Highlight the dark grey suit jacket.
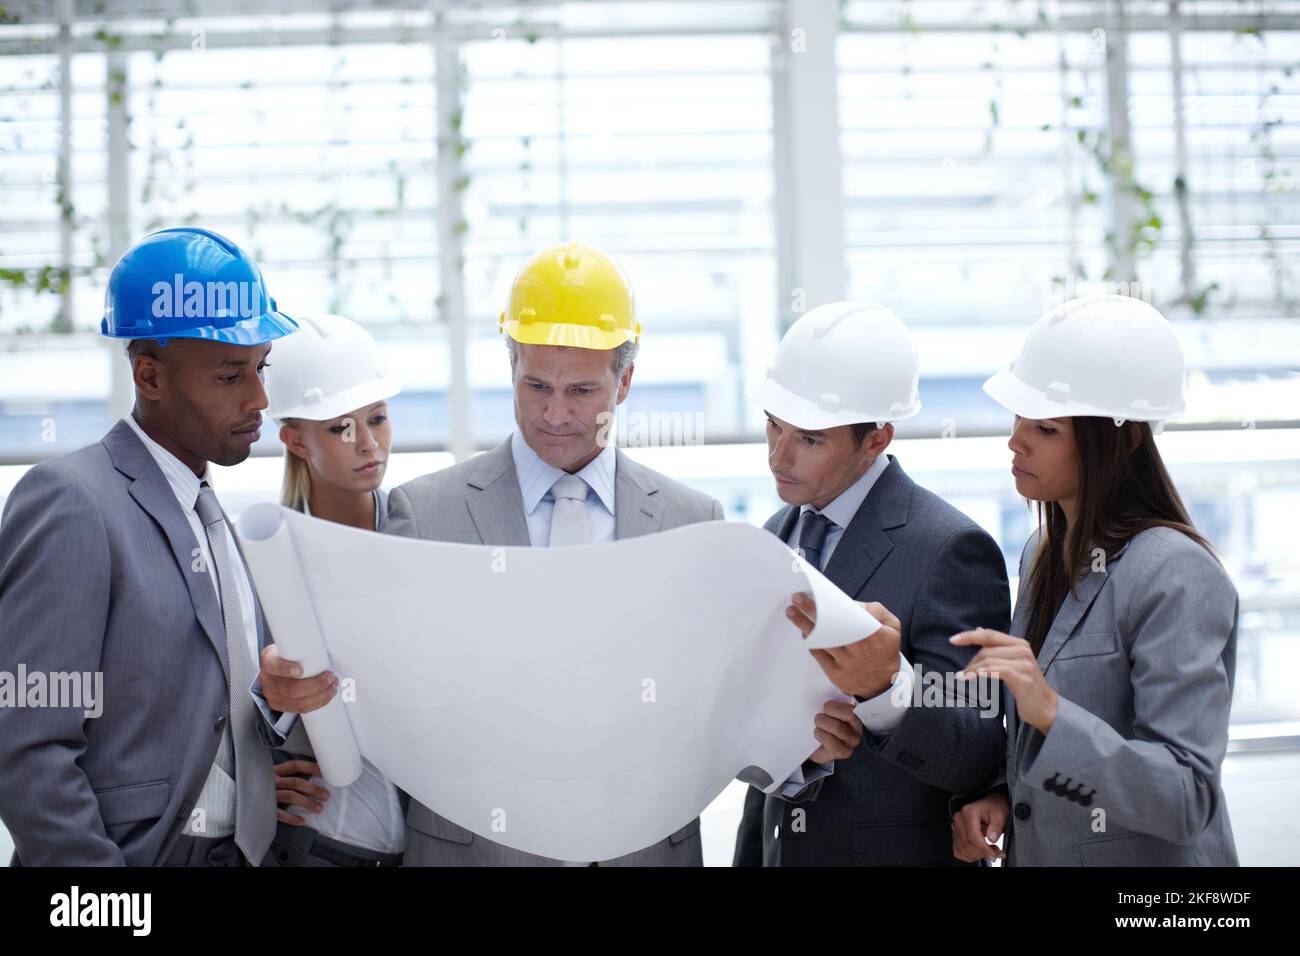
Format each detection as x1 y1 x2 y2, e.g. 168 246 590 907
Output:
733 455 1009 866
0 418 275 866
385 436 724 866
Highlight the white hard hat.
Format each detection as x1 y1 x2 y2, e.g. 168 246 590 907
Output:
266 313 401 421
982 295 1186 424
746 301 921 430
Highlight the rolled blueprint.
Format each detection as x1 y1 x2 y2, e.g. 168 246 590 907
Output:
236 503 881 860
237 503 363 787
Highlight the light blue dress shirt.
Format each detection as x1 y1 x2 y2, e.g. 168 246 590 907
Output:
510 430 617 545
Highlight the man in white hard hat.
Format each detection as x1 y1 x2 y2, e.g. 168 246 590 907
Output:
257 242 865 866
733 301 1011 867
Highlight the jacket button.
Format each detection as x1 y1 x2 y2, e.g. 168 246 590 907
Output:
1014 802 1031 821
214 715 228 732
773 825 780 840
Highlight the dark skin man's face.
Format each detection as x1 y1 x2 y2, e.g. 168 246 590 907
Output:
130 338 272 475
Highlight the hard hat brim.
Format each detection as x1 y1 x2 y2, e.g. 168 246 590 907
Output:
104 310 299 346
982 369 1180 422
745 375 919 431
504 321 630 351
269 374 403 422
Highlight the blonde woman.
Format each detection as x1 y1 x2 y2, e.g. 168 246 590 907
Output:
261 313 406 866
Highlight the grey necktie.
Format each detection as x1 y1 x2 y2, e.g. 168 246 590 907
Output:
194 481 275 865
548 474 591 546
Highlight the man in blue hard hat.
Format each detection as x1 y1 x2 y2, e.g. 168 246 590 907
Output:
0 227 297 866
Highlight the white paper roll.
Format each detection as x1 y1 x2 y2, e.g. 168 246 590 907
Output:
234 506 883 860
236 502 363 787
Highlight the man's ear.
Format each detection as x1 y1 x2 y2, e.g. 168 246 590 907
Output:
132 353 163 401
615 362 634 405
869 423 895 457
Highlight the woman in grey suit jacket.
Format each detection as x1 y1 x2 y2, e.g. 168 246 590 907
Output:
258 313 408 867
950 295 1238 866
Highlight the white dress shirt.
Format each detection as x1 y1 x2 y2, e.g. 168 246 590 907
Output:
790 452 914 735
123 412 259 839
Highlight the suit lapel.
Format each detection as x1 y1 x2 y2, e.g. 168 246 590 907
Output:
819 455 910 602
1005 535 1041 738
1011 543 1126 761
464 438 532 546
614 450 662 540
104 419 230 684
1005 585 1032 733
1012 570 1108 770
769 504 800 543
1035 568 1111 674
1009 587 1035 638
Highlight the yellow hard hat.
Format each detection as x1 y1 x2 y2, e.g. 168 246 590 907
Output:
499 241 640 350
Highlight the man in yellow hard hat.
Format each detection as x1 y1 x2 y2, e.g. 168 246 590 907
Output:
258 241 866 865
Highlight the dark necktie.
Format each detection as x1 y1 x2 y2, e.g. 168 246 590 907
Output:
796 511 834 572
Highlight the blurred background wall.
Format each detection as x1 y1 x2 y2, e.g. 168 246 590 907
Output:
1 0 1297 865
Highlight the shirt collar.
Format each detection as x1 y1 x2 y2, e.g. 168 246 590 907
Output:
511 429 617 517
799 451 891 530
123 412 212 513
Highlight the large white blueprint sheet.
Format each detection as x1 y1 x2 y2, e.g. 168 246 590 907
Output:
236 504 879 861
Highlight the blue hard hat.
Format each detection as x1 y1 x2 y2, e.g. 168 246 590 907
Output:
101 227 298 346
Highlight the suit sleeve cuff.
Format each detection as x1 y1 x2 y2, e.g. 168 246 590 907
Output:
250 678 296 746
1020 694 1097 788
778 759 834 798
852 652 913 734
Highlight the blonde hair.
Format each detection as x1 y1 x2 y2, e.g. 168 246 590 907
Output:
279 420 313 512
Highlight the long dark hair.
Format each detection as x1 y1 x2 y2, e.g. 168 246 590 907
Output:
1023 417 1215 654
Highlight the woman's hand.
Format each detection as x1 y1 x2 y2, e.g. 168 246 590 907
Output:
952 791 1010 863
951 628 1059 734
274 758 329 826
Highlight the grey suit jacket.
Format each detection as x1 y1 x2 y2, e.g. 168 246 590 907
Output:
733 456 1010 866
999 526 1239 866
0 418 275 866
385 436 724 866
